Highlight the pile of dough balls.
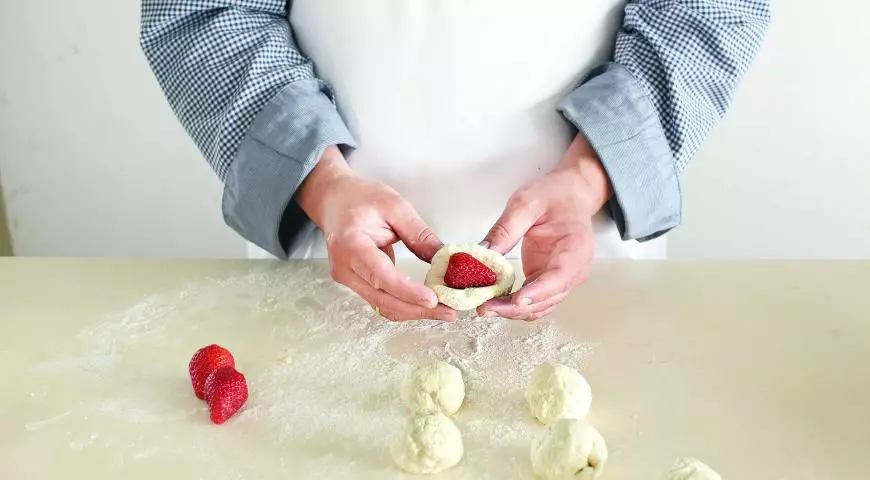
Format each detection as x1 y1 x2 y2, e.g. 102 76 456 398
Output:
526 363 607 479
390 360 721 478
389 361 606 478
391 362 466 474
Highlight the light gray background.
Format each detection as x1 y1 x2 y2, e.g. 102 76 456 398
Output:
1 1 868 259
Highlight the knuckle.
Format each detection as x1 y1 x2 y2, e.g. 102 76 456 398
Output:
326 231 359 256
549 268 573 293
381 308 404 321
414 227 436 247
374 294 389 316
365 269 381 290
326 233 355 261
509 188 537 210
325 231 340 251
379 187 403 207
488 222 511 242
350 256 382 290
328 262 342 282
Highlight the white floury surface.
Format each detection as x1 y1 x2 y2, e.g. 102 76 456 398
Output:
3 260 870 478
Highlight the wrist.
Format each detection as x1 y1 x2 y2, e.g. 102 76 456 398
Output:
554 133 613 214
296 146 353 227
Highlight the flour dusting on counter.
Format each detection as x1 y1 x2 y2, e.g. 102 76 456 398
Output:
27 263 596 479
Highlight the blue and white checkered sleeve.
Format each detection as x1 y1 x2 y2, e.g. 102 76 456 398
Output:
559 0 771 241
140 0 356 259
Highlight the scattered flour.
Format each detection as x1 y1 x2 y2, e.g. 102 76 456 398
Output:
26 262 597 478
24 411 71 432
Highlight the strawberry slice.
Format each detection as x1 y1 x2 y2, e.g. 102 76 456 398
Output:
203 366 248 425
443 252 497 289
188 344 235 400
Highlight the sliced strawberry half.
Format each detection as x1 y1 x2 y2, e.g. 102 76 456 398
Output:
189 344 235 400
443 252 497 289
203 366 248 425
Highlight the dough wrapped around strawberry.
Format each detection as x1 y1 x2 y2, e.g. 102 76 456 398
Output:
425 244 515 311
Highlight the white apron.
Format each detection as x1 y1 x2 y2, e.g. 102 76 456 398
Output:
247 0 667 260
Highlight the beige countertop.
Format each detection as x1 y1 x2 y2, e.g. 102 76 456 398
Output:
1 258 868 479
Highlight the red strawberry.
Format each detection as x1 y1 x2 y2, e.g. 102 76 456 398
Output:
189 344 235 400
443 252 497 289
203 366 248 425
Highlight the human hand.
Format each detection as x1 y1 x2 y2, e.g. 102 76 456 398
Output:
478 134 612 320
297 147 458 322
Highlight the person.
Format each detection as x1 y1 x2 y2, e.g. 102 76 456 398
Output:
140 1 770 322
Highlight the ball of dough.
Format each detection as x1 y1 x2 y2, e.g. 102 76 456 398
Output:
530 419 608 480
525 363 592 425
662 458 722 480
390 412 464 474
424 244 515 311
400 362 465 415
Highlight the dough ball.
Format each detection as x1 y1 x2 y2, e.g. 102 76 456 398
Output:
390 412 464 474
662 458 722 480
400 361 465 415
530 419 607 480
525 363 592 425
424 244 515 311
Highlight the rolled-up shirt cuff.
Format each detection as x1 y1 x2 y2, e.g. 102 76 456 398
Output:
222 79 356 259
557 63 681 242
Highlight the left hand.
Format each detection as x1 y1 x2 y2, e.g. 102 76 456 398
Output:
478 133 613 320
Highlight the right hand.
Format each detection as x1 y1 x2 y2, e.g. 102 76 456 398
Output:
297 147 458 322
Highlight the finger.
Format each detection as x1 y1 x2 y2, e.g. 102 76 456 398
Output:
344 274 458 322
478 291 568 319
482 196 541 255
380 243 396 264
348 242 439 308
525 305 557 322
511 265 587 306
386 202 443 262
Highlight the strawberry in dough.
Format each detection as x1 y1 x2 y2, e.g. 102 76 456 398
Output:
443 252 497 289
203 366 249 425
425 244 516 311
188 344 235 400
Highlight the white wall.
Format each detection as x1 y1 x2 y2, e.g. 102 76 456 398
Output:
0 0 243 257
1 1 868 259
669 1 870 259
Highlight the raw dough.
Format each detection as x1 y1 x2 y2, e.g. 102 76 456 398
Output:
424 244 515 311
400 361 465 415
525 363 592 425
530 419 607 480
390 412 464 474
663 458 722 480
